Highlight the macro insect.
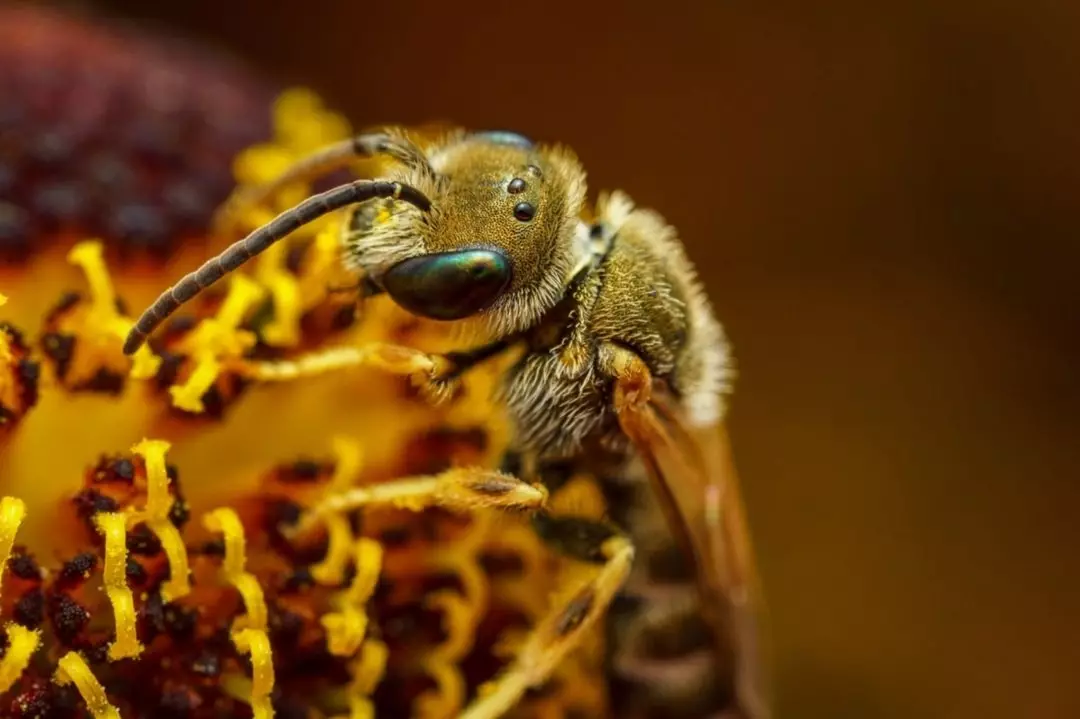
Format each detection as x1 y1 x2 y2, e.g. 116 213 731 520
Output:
123 127 771 718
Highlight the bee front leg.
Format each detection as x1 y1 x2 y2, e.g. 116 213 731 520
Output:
234 337 514 405
458 511 635 719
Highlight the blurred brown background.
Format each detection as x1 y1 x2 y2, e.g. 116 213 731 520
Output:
55 0 1080 716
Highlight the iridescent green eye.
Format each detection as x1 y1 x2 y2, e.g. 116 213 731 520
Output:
382 249 512 320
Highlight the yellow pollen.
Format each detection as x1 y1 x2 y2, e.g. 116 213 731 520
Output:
54 651 121 719
66 240 161 379
129 439 191 601
169 274 264 413
0 624 40 693
232 628 276 719
94 512 144 660
203 507 268 632
0 496 26 602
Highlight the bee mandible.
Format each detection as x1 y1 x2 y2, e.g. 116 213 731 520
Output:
123 127 771 719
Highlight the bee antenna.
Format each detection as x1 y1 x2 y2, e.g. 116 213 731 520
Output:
122 179 432 355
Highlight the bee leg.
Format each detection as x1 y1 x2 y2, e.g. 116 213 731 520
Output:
235 337 515 404
458 511 635 719
291 466 547 538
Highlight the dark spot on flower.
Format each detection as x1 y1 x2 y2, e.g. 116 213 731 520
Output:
331 302 358 330
16 358 40 406
190 649 221 677
8 549 42 580
199 539 226 557
268 604 304 647
281 459 324 483
14 587 45 628
58 552 97 585
168 496 191 528
278 566 315 594
379 525 413 549
0 201 32 259
125 557 147 585
127 524 162 556
266 498 302 530
478 550 525 577
154 350 183 389
32 182 90 230
48 593 90 646
41 332 76 381
158 687 201 719
112 457 135 483
163 603 198 642
72 488 119 520
81 367 125 395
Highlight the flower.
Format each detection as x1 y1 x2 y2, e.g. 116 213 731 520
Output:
0 7 610 718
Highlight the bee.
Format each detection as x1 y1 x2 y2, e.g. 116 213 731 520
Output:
123 127 772 719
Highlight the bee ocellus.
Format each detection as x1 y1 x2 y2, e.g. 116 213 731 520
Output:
123 127 772 719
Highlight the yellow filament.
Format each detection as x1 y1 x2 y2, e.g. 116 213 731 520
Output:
415 659 466 719
153 521 192 602
329 436 362 492
169 274 264 413
254 242 301 348
352 639 389 697
310 512 353 586
129 439 191 601
0 624 40 693
203 508 268 632
67 240 161 379
427 591 478 660
130 438 172 522
169 357 221 413
321 538 382 656
94 512 143 660
54 652 121 719
232 628 275 719
342 639 389 719
0 496 26 602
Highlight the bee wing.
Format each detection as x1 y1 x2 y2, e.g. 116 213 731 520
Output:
617 389 772 719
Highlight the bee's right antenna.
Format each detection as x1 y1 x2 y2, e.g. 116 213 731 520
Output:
212 131 434 234
122 179 432 355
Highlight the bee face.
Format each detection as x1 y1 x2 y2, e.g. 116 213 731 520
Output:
349 132 588 338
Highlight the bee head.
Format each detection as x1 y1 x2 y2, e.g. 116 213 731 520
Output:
349 129 589 339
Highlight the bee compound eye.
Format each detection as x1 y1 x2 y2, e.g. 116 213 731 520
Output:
382 249 512 320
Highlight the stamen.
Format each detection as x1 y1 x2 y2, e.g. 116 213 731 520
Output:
66 240 162 379
54 651 121 719
231 628 276 719
344 639 389 719
0 496 26 602
255 241 302 347
203 507 268 632
310 512 353 586
169 274 264 413
321 537 382 657
94 512 143 660
129 439 192 601
0 624 40 693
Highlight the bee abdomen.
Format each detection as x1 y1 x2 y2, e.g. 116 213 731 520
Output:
602 472 742 718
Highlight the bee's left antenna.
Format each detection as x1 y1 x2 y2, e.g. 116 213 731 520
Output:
122 179 432 355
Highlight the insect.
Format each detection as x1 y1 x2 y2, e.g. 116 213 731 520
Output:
123 127 771 718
